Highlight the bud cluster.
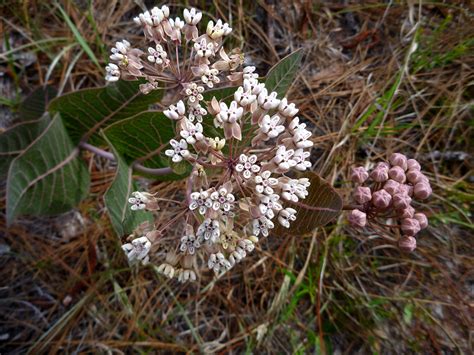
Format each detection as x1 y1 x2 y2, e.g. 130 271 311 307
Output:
348 153 432 252
112 6 314 282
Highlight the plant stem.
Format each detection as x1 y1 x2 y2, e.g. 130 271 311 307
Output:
79 142 173 176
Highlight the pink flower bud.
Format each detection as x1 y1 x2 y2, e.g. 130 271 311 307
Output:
413 182 432 200
398 206 415 219
407 159 421 171
398 184 413 197
392 193 412 210
414 213 428 229
370 168 389 182
348 209 367 228
401 218 421 236
389 153 408 171
376 162 390 170
388 166 406 183
353 186 372 204
399 236 417 252
372 189 392 208
384 179 400 195
406 169 423 184
351 166 369 184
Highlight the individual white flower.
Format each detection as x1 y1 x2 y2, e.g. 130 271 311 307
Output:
210 186 235 212
150 6 165 25
177 269 197 283
183 8 202 25
272 146 297 171
164 100 186 120
180 231 200 255
206 19 231 39
258 88 280 110
170 17 184 30
147 44 168 65
259 114 285 139
280 178 310 202
215 101 244 125
252 216 274 237
208 252 232 274
259 194 282 219
122 236 151 265
134 11 152 26
235 154 260 179
110 40 131 61
292 148 311 171
254 170 278 195
209 137 225 164
243 66 258 80
293 129 313 149
165 139 190 162
128 191 148 210
180 119 204 144
228 247 246 266
201 67 220 88
185 83 205 105
188 104 207 123
244 78 265 95
194 38 215 58
288 116 307 133
234 86 256 106
189 190 212 215
157 263 176 279
278 208 297 228
197 218 220 243
105 63 120 82
278 98 299 117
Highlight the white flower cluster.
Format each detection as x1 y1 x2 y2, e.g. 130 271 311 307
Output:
104 5 241 97
113 6 314 282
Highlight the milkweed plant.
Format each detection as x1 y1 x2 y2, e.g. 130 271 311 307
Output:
2 5 432 283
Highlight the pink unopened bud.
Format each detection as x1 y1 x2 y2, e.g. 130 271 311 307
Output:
372 189 392 209
351 166 369 184
348 209 367 228
406 170 429 185
398 205 415 219
388 166 406 183
376 162 390 170
384 179 400 195
389 153 408 171
399 236 417 252
407 159 421 171
370 168 389 182
413 182 432 200
353 186 372 204
414 213 428 229
398 184 413 197
392 193 412 210
401 218 421 236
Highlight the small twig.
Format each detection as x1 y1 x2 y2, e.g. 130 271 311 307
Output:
79 142 173 176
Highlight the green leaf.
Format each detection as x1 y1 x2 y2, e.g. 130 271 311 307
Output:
103 135 153 236
48 80 163 144
104 111 189 180
6 114 90 224
18 86 57 121
0 115 51 177
281 172 342 235
265 48 303 97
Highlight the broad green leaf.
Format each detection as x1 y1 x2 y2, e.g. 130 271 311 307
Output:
48 80 163 144
18 86 57 121
104 111 189 180
6 114 90 224
280 172 342 236
265 48 303 97
103 135 153 236
0 115 51 177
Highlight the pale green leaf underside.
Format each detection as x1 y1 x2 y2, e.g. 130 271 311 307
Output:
6 114 90 224
0 115 51 177
104 135 153 236
265 48 303 97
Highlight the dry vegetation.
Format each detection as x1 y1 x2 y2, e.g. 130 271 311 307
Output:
1 0 473 353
